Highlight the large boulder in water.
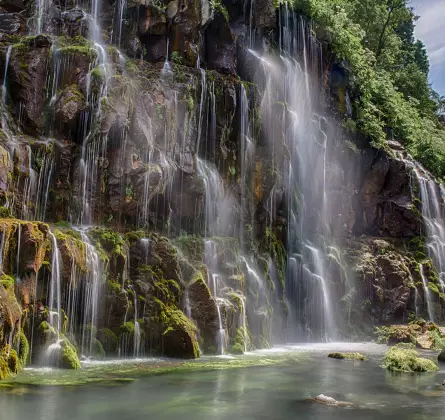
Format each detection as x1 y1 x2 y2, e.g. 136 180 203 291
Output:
44 337 81 369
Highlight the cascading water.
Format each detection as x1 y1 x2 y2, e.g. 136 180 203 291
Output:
205 240 227 355
133 291 141 358
239 85 254 250
248 9 339 341
79 232 102 356
419 263 434 321
48 233 62 336
392 146 445 321
412 165 445 293
1 45 12 134
239 296 248 353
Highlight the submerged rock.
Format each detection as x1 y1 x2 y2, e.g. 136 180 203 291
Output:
311 394 353 407
328 352 367 361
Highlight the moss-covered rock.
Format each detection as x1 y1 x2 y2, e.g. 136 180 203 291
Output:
187 269 219 353
97 328 118 354
54 84 85 129
375 320 445 349
151 298 199 359
328 352 367 361
0 345 20 380
91 338 106 359
230 326 252 355
61 339 81 369
15 331 29 366
382 344 438 372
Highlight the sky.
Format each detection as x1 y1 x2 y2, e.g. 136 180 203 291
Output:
412 0 445 95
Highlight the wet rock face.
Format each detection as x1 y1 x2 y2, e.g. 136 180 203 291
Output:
54 84 86 132
327 140 422 239
60 9 89 37
252 0 276 30
187 271 219 350
0 12 24 34
344 238 435 326
205 13 237 74
357 154 421 238
7 39 50 134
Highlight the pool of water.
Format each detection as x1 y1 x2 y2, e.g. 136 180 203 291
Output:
1 343 445 420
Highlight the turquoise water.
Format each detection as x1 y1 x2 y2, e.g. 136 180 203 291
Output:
1 344 445 419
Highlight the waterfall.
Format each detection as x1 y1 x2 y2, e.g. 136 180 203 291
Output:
36 0 49 34
1 45 11 108
239 296 248 353
1 45 12 133
162 38 172 77
115 0 127 48
33 148 54 222
140 238 151 264
419 263 434 322
247 9 338 340
16 224 21 276
184 290 192 319
412 166 445 293
79 232 102 356
48 233 62 335
239 85 254 250
205 240 227 355
196 158 225 236
133 290 140 358
197 69 207 153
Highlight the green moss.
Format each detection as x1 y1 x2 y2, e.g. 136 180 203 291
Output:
152 299 199 358
170 51 183 65
53 228 86 270
55 221 72 228
58 45 97 59
429 282 440 295
97 328 118 354
87 227 125 262
231 326 252 355
38 321 57 343
0 206 12 218
0 346 20 380
174 235 204 263
107 280 122 294
125 230 146 244
429 328 445 350
328 352 367 361
120 321 136 335
15 332 29 366
0 274 15 289
231 343 245 355
382 345 438 372
375 323 421 345
61 339 81 369
91 338 105 359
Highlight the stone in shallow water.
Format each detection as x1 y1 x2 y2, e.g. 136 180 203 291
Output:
311 394 353 407
328 352 367 360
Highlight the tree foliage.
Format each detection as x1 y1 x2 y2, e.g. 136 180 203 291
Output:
294 0 445 179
